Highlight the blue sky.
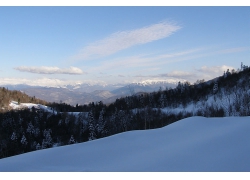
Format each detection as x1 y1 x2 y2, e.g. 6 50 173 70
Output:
0 6 249 86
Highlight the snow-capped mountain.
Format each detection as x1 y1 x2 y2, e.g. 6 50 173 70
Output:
111 80 179 96
1 79 179 105
135 78 184 86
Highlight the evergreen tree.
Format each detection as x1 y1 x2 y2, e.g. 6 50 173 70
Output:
139 94 144 108
34 128 40 138
223 69 231 78
10 132 19 156
118 110 127 132
20 134 27 145
42 129 53 149
36 143 41 150
149 93 155 108
213 81 218 94
26 122 35 135
226 69 231 76
88 111 96 141
159 93 167 108
97 109 107 138
68 135 75 144
11 132 17 141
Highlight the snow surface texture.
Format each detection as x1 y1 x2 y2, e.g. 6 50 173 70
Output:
0 116 250 172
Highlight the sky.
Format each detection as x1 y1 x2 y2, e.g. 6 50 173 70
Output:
0 5 250 87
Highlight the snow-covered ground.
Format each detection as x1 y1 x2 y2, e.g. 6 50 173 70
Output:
161 101 205 115
0 116 249 172
9 101 88 116
9 101 54 113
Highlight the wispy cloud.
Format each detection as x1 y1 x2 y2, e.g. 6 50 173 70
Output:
196 65 234 74
132 65 236 84
159 65 235 82
14 66 84 75
160 71 195 79
85 48 203 74
74 21 181 60
86 44 248 76
216 47 250 54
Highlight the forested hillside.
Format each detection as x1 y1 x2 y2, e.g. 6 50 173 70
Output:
0 63 249 159
0 88 47 112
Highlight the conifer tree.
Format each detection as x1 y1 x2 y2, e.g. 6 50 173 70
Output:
9 132 18 156
88 111 96 141
42 129 53 149
213 81 219 94
97 109 107 138
26 122 35 135
20 134 27 145
159 93 167 108
68 135 75 144
118 110 127 132
11 132 17 141
36 143 41 150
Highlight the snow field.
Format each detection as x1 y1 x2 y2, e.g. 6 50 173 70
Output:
0 116 249 172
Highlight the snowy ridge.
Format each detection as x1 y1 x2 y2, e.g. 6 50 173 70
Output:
137 78 184 86
0 116 249 172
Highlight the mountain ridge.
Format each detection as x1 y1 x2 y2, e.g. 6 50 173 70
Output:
2 79 180 105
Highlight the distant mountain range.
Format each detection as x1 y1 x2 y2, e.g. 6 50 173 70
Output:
3 80 180 105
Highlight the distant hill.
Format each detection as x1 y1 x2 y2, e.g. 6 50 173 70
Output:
0 87 48 112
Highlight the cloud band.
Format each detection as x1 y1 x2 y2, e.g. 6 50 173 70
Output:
14 66 84 75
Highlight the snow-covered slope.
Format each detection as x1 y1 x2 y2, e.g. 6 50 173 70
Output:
0 116 249 172
161 86 250 117
9 101 53 113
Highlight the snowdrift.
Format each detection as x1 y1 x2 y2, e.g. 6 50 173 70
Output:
0 116 250 172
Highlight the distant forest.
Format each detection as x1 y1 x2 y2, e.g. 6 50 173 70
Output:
0 63 249 159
